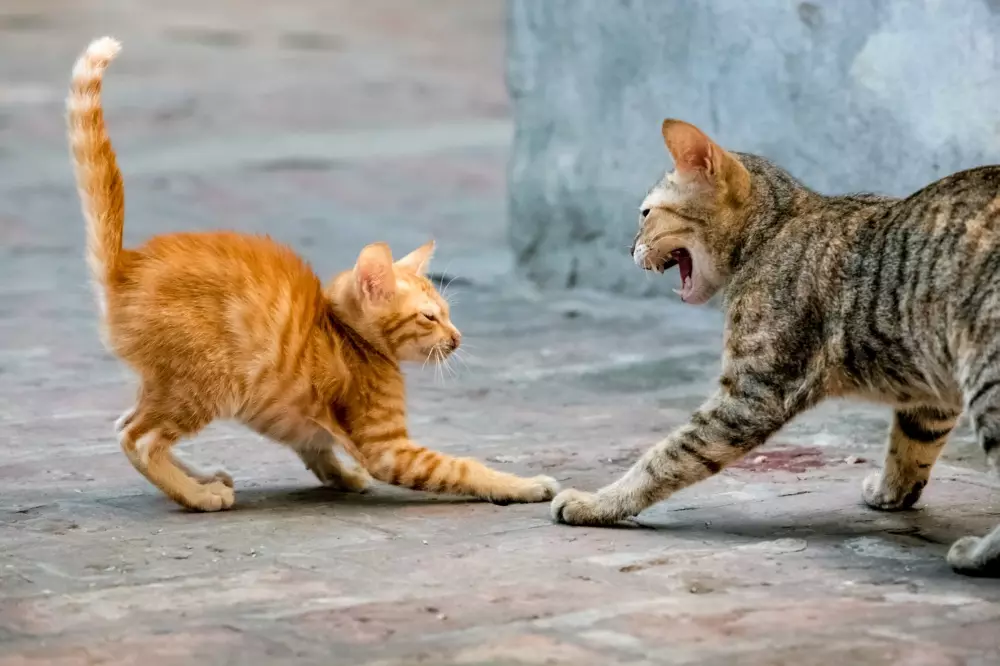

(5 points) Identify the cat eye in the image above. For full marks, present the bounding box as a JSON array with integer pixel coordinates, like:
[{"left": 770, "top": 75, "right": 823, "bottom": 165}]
[
  {"left": 641, "top": 208, "right": 651, "bottom": 218},
  {"left": 421, "top": 312, "right": 437, "bottom": 322}
]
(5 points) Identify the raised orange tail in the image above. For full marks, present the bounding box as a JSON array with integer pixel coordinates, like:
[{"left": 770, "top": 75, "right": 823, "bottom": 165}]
[{"left": 66, "top": 37, "right": 124, "bottom": 308}]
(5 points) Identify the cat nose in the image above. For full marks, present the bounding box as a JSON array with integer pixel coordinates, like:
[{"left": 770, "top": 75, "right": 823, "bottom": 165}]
[{"left": 449, "top": 331, "right": 462, "bottom": 350}]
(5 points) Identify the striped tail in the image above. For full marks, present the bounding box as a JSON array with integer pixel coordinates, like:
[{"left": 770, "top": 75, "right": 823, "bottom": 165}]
[{"left": 66, "top": 37, "right": 125, "bottom": 311}]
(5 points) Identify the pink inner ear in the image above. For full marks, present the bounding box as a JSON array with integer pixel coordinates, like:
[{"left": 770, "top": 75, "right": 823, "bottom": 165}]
[
  {"left": 354, "top": 242, "right": 396, "bottom": 302},
  {"left": 356, "top": 256, "right": 395, "bottom": 302},
  {"left": 662, "top": 120, "right": 717, "bottom": 178}
]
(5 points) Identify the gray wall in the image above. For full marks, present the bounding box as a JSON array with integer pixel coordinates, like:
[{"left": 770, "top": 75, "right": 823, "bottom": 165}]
[{"left": 506, "top": 0, "right": 1000, "bottom": 295}]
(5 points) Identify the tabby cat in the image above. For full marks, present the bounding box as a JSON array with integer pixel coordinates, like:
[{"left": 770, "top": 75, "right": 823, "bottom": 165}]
[
  {"left": 552, "top": 118, "right": 1000, "bottom": 577},
  {"left": 68, "top": 37, "right": 558, "bottom": 511}
]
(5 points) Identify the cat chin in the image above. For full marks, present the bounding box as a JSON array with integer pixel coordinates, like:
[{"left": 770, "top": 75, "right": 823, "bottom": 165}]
[
  {"left": 680, "top": 290, "right": 715, "bottom": 305},
  {"left": 677, "top": 275, "right": 719, "bottom": 305}
]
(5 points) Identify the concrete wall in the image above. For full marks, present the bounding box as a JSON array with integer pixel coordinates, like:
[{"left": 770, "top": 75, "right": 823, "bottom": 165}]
[{"left": 506, "top": 0, "right": 1000, "bottom": 295}]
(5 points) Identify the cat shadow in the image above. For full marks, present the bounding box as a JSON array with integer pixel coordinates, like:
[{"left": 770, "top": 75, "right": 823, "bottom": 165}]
[
  {"left": 632, "top": 502, "right": 997, "bottom": 549},
  {"left": 226, "top": 483, "right": 484, "bottom": 514}
]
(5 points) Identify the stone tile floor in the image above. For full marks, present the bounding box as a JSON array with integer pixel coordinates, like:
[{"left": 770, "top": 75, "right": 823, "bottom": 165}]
[{"left": 1, "top": 1, "right": 999, "bottom": 664}]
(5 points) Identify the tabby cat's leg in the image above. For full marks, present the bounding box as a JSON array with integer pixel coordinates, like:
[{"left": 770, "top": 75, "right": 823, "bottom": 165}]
[
  {"left": 552, "top": 383, "right": 799, "bottom": 526},
  {"left": 358, "top": 436, "right": 558, "bottom": 503},
  {"left": 948, "top": 525, "right": 1000, "bottom": 577},
  {"left": 119, "top": 397, "right": 232, "bottom": 512},
  {"left": 863, "top": 406, "right": 958, "bottom": 511},
  {"left": 947, "top": 381, "right": 1000, "bottom": 576}
]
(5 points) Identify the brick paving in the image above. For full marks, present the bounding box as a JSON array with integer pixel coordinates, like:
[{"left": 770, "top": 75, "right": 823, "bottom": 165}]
[{"left": 1, "top": 1, "right": 999, "bottom": 664}]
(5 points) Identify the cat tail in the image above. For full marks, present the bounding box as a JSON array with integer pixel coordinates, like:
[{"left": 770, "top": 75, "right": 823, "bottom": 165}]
[{"left": 67, "top": 37, "right": 125, "bottom": 306}]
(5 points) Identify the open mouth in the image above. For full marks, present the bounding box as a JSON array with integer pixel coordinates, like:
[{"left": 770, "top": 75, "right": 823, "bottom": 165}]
[{"left": 655, "top": 248, "right": 694, "bottom": 301}]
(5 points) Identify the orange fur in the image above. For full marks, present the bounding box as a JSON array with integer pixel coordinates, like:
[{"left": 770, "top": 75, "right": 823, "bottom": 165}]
[{"left": 66, "top": 37, "right": 558, "bottom": 511}]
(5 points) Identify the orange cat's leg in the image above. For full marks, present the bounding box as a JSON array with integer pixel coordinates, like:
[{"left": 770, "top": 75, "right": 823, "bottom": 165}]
[
  {"left": 118, "top": 402, "right": 232, "bottom": 488},
  {"left": 297, "top": 447, "right": 370, "bottom": 492},
  {"left": 119, "top": 408, "right": 233, "bottom": 511},
  {"left": 114, "top": 405, "right": 137, "bottom": 433},
  {"left": 169, "top": 454, "right": 234, "bottom": 488},
  {"left": 360, "top": 437, "right": 558, "bottom": 504},
  {"left": 294, "top": 415, "right": 370, "bottom": 492}
]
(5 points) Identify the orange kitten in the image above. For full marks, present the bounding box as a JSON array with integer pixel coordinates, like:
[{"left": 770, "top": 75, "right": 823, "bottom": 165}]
[{"left": 67, "top": 37, "right": 559, "bottom": 511}]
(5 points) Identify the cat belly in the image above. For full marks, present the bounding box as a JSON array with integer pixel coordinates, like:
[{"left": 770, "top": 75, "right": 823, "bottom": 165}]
[{"left": 240, "top": 406, "right": 320, "bottom": 448}]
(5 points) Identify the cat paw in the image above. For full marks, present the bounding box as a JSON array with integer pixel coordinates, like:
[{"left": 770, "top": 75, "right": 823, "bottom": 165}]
[
  {"left": 306, "top": 457, "right": 370, "bottom": 493},
  {"left": 524, "top": 475, "right": 560, "bottom": 502},
  {"left": 197, "top": 470, "right": 234, "bottom": 488},
  {"left": 550, "top": 488, "right": 621, "bottom": 526},
  {"left": 186, "top": 481, "right": 235, "bottom": 512},
  {"left": 489, "top": 475, "right": 559, "bottom": 505},
  {"left": 328, "top": 468, "right": 371, "bottom": 493},
  {"left": 946, "top": 536, "right": 1000, "bottom": 577},
  {"left": 862, "top": 471, "right": 925, "bottom": 511}
]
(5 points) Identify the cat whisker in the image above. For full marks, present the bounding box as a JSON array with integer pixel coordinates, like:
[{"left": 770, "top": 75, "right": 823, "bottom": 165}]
[
  {"left": 437, "top": 350, "right": 448, "bottom": 385},
  {"left": 451, "top": 349, "right": 472, "bottom": 373},
  {"left": 445, "top": 349, "right": 461, "bottom": 378},
  {"left": 443, "top": 273, "right": 459, "bottom": 298},
  {"left": 431, "top": 346, "right": 443, "bottom": 385},
  {"left": 437, "top": 261, "right": 458, "bottom": 301}
]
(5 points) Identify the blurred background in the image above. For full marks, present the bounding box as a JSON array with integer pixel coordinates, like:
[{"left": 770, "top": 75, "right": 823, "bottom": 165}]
[
  {"left": 1, "top": 0, "right": 515, "bottom": 284},
  {"left": 508, "top": 0, "right": 1000, "bottom": 294},
  {"left": 2, "top": 2, "right": 1000, "bottom": 664}
]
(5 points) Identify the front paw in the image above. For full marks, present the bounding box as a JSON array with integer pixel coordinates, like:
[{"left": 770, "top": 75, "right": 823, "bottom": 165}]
[
  {"left": 947, "top": 536, "right": 1000, "bottom": 576},
  {"left": 525, "top": 475, "right": 560, "bottom": 502},
  {"left": 550, "top": 488, "right": 623, "bottom": 526},
  {"left": 862, "top": 471, "right": 925, "bottom": 511},
  {"left": 492, "top": 475, "right": 560, "bottom": 505}
]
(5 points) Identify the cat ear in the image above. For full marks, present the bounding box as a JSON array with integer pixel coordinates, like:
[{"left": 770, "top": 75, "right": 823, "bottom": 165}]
[
  {"left": 661, "top": 119, "right": 725, "bottom": 182},
  {"left": 394, "top": 240, "right": 435, "bottom": 276},
  {"left": 354, "top": 243, "right": 396, "bottom": 303}
]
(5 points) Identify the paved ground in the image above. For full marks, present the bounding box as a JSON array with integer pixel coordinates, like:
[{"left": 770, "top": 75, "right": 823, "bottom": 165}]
[{"left": 2, "top": 1, "right": 1000, "bottom": 664}]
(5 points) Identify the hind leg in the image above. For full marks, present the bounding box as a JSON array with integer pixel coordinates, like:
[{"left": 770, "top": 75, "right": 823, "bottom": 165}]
[
  {"left": 115, "top": 405, "right": 137, "bottom": 434},
  {"left": 863, "top": 406, "right": 957, "bottom": 511},
  {"left": 119, "top": 401, "right": 233, "bottom": 512},
  {"left": 114, "top": 384, "right": 145, "bottom": 434},
  {"left": 947, "top": 384, "right": 1000, "bottom": 576},
  {"left": 117, "top": 400, "right": 232, "bottom": 488},
  {"left": 169, "top": 453, "right": 234, "bottom": 488}
]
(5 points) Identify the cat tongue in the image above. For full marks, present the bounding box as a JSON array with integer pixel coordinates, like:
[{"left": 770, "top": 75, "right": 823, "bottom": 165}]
[{"left": 678, "top": 251, "right": 693, "bottom": 284}]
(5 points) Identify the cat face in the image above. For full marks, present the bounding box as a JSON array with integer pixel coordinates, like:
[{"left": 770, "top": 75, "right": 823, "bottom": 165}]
[
  {"left": 351, "top": 241, "right": 461, "bottom": 363},
  {"left": 632, "top": 119, "right": 751, "bottom": 305}
]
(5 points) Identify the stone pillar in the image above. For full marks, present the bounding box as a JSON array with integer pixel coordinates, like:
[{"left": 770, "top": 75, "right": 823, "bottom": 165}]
[{"left": 506, "top": 0, "right": 1000, "bottom": 295}]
